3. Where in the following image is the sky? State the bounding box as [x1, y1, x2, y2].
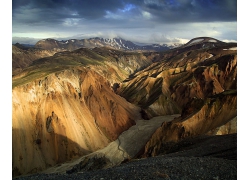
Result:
[12, 0, 237, 45]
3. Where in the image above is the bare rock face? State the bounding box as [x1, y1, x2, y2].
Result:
[206, 116, 237, 135]
[40, 115, 179, 175]
[12, 68, 141, 176]
[12, 37, 237, 177]
[116, 40, 237, 158]
[141, 90, 237, 157]
[118, 43, 237, 118]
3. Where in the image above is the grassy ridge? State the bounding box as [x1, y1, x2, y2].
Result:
[12, 48, 149, 88]
[12, 52, 106, 88]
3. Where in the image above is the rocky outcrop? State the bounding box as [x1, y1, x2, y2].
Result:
[12, 68, 141, 176]
[115, 40, 237, 158]
[12, 37, 237, 177]
[118, 42, 237, 118]
[141, 90, 237, 157]
[206, 116, 237, 135]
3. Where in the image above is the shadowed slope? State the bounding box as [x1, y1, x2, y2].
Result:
[142, 90, 237, 157]
[116, 39, 237, 158]
[12, 68, 141, 176]
[118, 40, 237, 118]
[39, 114, 179, 174]
[12, 45, 57, 75]
[12, 37, 237, 178]
[12, 129, 89, 177]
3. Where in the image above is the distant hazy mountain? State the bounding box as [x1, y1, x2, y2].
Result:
[34, 37, 178, 51]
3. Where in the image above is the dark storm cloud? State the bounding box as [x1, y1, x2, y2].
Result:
[13, 0, 236, 25]
[12, 0, 237, 44]
[138, 0, 237, 23]
[12, 0, 124, 23]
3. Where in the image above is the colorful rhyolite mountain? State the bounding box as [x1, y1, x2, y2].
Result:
[12, 37, 237, 176]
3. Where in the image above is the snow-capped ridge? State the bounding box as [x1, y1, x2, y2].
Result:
[34, 37, 186, 51]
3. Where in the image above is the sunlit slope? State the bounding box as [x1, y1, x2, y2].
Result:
[142, 90, 237, 157]
[118, 42, 237, 118]
[12, 47, 153, 88]
[12, 38, 237, 176]
[12, 47, 155, 176]
[117, 38, 237, 157]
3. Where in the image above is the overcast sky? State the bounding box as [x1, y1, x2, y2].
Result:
[12, 0, 237, 45]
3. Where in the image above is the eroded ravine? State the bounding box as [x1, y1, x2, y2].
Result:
[42, 114, 180, 174]
[12, 68, 141, 176]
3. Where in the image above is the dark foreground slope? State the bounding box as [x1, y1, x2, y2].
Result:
[14, 133, 236, 180]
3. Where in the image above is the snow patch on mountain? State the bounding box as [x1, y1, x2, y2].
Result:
[35, 37, 174, 51]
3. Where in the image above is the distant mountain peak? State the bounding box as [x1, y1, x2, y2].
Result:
[34, 37, 174, 52]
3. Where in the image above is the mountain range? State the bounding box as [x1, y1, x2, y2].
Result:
[34, 37, 178, 51]
[12, 36, 237, 178]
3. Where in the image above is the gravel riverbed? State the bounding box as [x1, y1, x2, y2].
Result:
[14, 133, 237, 180]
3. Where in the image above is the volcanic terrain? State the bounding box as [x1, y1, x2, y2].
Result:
[12, 37, 237, 179]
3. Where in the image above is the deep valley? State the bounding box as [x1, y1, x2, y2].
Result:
[12, 37, 237, 179]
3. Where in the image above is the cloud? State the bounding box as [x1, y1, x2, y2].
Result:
[222, 39, 237, 43]
[12, 0, 124, 21]
[141, 11, 152, 19]
[12, 37, 40, 45]
[139, 0, 237, 23]
[148, 33, 189, 44]
[63, 18, 81, 26]
[12, 0, 237, 44]
[13, 0, 237, 25]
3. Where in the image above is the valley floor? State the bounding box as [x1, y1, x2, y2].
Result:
[13, 133, 237, 180]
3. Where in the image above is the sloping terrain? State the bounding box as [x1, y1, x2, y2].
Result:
[12, 37, 237, 178]
[12, 47, 156, 176]
[12, 47, 153, 88]
[37, 114, 179, 175]
[12, 67, 142, 176]
[14, 133, 236, 180]
[12, 44, 57, 75]
[116, 37, 237, 157]
[142, 90, 237, 157]
[35, 37, 171, 51]
[118, 37, 237, 117]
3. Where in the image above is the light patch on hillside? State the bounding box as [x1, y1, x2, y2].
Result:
[188, 38, 204, 45]
[223, 47, 237, 50]
[208, 39, 217, 42]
